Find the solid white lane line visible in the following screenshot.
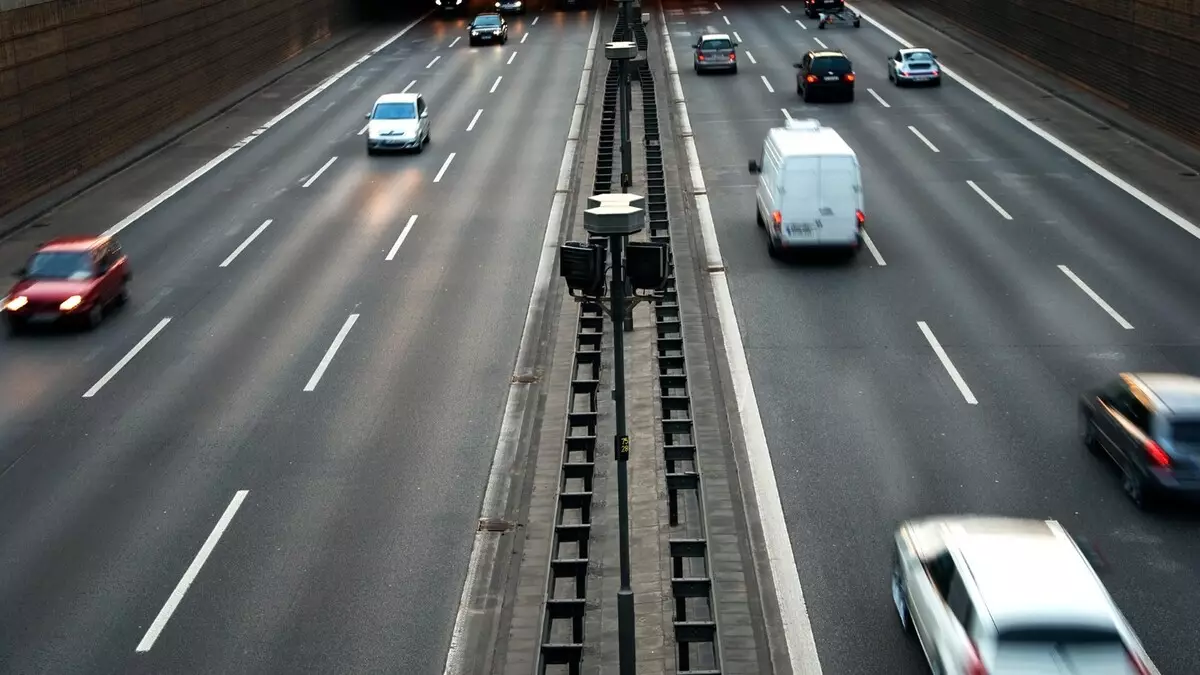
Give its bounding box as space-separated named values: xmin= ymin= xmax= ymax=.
xmin=655 ymin=4 xmax=823 ymax=673
xmin=442 ymin=9 xmax=602 ymax=675
xmin=966 ymin=179 xmax=1012 ymax=220
xmin=386 ymin=215 xmax=419 ymax=261
xmin=448 ymin=36 xmax=461 ymax=47
xmin=780 ymin=4 xmax=789 ymax=12
xmin=851 ymin=5 xmax=1200 ymax=247
xmin=466 ymin=109 xmax=483 ymax=131
xmin=813 ymin=37 xmax=827 ymax=48
xmin=302 ymin=156 xmax=337 ymax=188
xmin=861 ymin=231 xmax=886 ymax=265
xmin=530 ymin=15 xmax=538 ymax=25
xmin=795 ymin=18 xmax=807 ymax=29
xmin=866 ymin=87 xmax=890 ymax=107
xmin=357 ymin=122 xmax=369 ymax=135
xmin=304 ymin=314 xmax=359 ymax=391
xmin=1058 ymin=265 xmax=1134 ymax=329
xmin=908 ymin=126 xmax=939 ymax=152
xmin=219 ymin=219 xmax=273 ymax=268
xmin=521 ymin=32 xmax=529 ymax=43
xmin=99 ymin=13 xmax=430 ymax=238
xmin=433 ymin=152 xmax=456 ymax=182
xmin=714 ymin=1 xmax=721 ymax=8
xmin=426 ymin=55 xmax=440 ymax=68
xmin=135 ymin=490 xmax=249 ymax=652
xmin=723 ymin=15 xmax=730 ymax=24
xmin=402 ymin=79 xmax=416 ymax=93
xmin=733 ymin=31 xmax=742 ymax=42
xmin=781 ymin=108 xmax=792 ymax=120
xmin=760 ymin=75 xmax=774 ymax=93
xmin=82 ymin=318 xmax=171 ymax=398
xmin=917 ymin=321 xmax=978 ymax=405
xmin=507 ymin=51 xmax=518 ymax=65
xmin=489 ymin=75 xmax=503 ymax=93
xmin=745 ymin=50 xmax=757 ymax=64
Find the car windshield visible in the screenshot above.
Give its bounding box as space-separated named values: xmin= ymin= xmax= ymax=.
xmin=1170 ymin=419 xmax=1200 ymax=444
xmin=473 ymin=15 xmax=500 ymax=26
xmin=373 ymin=102 xmax=417 ymax=120
xmin=26 ymin=251 xmax=93 ymax=281
xmin=906 ymin=51 xmax=934 ymax=62
xmin=811 ymin=57 xmax=851 ymax=72
xmin=993 ymin=627 xmax=1134 ymax=674
xmin=701 ymin=39 xmax=732 ymax=50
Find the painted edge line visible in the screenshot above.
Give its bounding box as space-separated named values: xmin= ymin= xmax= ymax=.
xmin=659 ymin=3 xmax=824 ymax=673
xmin=848 ymin=3 xmax=1200 ymax=244
xmin=82 ymin=318 xmax=171 ymax=398
xmin=100 ymin=12 xmax=431 ymax=238
xmin=439 ymin=10 xmax=601 ymax=675
xmin=135 ymin=490 xmax=249 ymax=652
xmin=917 ymin=321 xmax=978 ymax=405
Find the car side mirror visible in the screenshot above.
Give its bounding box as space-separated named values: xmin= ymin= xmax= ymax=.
xmin=420 ymin=110 xmax=428 ymax=118
xmin=364 ymin=113 xmax=371 ymax=119
xmin=792 ymin=62 xmax=802 ymax=68
xmin=748 ymin=159 xmax=760 ymax=174
xmin=732 ymin=41 xmax=739 ymax=47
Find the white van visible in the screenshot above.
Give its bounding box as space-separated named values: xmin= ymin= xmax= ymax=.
xmin=747 ymin=118 xmax=865 ymax=258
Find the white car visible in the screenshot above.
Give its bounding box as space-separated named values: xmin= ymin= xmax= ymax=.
xmin=365 ymin=93 xmax=430 ymax=155
xmin=891 ymin=515 xmax=1155 ymax=675
xmin=887 ymin=48 xmax=942 ymax=86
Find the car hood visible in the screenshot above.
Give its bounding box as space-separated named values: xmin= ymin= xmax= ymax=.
xmin=8 ymin=279 xmax=95 ymax=301
xmin=368 ymin=119 xmax=419 ymax=137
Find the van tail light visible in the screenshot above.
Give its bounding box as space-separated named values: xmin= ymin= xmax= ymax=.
xmin=697 ymin=54 xmax=705 ymax=60
xmin=855 ymin=210 xmax=865 ymax=226
xmin=1144 ymin=440 xmax=1171 ymax=468
xmin=728 ymin=52 xmax=735 ymax=61
xmin=845 ymin=73 xmax=855 ymax=82
xmin=1127 ymin=651 xmax=1150 ymax=675
xmin=966 ymin=642 xmax=988 ymax=675
xmin=772 ymin=211 xmax=782 ymax=225
xmin=805 ymin=74 xmax=817 ymax=83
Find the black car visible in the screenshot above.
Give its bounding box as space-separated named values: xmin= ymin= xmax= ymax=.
xmin=1080 ymin=372 xmax=1200 ymax=508
xmin=804 ymin=0 xmax=844 ymax=19
xmin=435 ymin=0 xmax=466 ymax=15
xmin=494 ymin=0 xmax=526 ymax=14
xmin=468 ymin=13 xmax=509 ymax=46
xmin=794 ymin=50 xmax=855 ymax=102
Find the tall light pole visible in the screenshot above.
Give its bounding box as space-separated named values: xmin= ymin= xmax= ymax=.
xmin=607 ymin=40 xmax=636 ymax=194
xmin=582 ymin=195 xmax=644 ymax=675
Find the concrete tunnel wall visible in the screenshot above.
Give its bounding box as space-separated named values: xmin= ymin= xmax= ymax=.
xmin=0 ymin=0 xmax=430 ymax=218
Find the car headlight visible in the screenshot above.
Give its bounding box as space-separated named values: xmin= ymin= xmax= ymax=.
xmin=60 ymin=295 xmax=82 ymax=311
xmin=493 ymin=28 xmax=501 ymax=33
xmin=3 ymin=295 xmax=27 ymax=311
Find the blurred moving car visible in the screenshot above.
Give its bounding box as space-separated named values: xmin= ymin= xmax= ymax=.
xmin=434 ymin=0 xmax=466 ymax=16
xmin=888 ymin=48 xmax=943 ymax=86
xmin=365 ymin=93 xmax=431 ymax=155
xmin=467 ymin=13 xmax=508 ymax=46
xmin=494 ymin=0 xmax=525 ymax=13
xmin=692 ymin=33 xmax=738 ymax=74
xmin=892 ymin=515 xmax=1155 ymax=675
xmin=2 ymin=236 xmax=130 ymax=334
xmin=794 ymin=49 xmax=856 ymax=102
xmin=804 ymin=0 xmax=844 ymax=19
xmin=1080 ymin=372 xmax=1200 ymax=508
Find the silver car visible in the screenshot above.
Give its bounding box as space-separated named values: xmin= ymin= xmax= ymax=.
xmin=693 ymin=33 xmax=737 ymax=74
xmin=887 ymin=48 xmax=942 ymax=86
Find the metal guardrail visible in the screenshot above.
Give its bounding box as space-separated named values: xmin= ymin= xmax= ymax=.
xmin=536 ymin=15 xmax=626 ymax=675
xmin=631 ymin=14 xmax=724 ymax=675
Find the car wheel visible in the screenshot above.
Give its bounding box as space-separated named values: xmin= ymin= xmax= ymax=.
xmin=767 ymin=237 xmax=780 ymax=259
xmin=730 ymin=64 xmax=737 ymax=74
xmin=115 ymin=283 xmax=130 ymax=307
xmin=846 ymin=89 xmax=855 ymax=102
xmin=1081 ymin=412 xmax=1102 ymax=455
xmin=891 ymin=562 xmax=913 ymax=634
xmin=367 ymin=146 xmax=377 ymax=156
xmin=932 ymin=78 xmax=942 ymax=87
xmin=817 ymin=20 xmax=825 ymax=29
xmin=5 ymin=316 xmax=24 ymax=336
xmin=756 ymin=207 xmax=765 ymax=228
xmin=1123 ymin=469 xmax=1151 ymax=509
xmin=853 ymin=19 xmax=861 ymax=27
xmin=85 ymin=303 xmax=103 ymax=330
xmin=802 ymin=87 xmax=812 ymax=103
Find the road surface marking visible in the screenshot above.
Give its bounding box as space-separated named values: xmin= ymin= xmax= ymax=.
xmin=99 ymin=13 xmax=430 ymax=238
xmin=861 ymin=231 xmax=886 ymax=265
xmin=82 ymin=318 xmax=171 ymax=398
xmin=714 ymin=1 xmax=721 ymax=8
xmin=521 ymin=32 xmax=529 ymax=43
xmin=760 ymin=75 xmax=774 ymax=93
xmin=448 ymin=36 xmax=460 ymax=48
xmin=733 ymin=31 xmax=741 ymax=42
xmin=135 ymin=490 xmax=249 ymax=652
xmin=302 ymin=156 xmax=337 ymax=188
xmin=357 ymin=122 xmax=369 ymax=135
xmin=813 ymin=37 xmax=827 ymax=48
xmin=304 ymin=314 xmax=359 ymax=391
xmin=908 ymin=126 xmax=939 ymax=152
xmin=433 ymin=153 xmax=456 ymax=182
xmin=866 ymin=87 xmax=890 ymax=107
xmin=220 ymin=219 xmax=273 ymax=267
xmin=466 ymin=109 xmax=483 ymax=131
xmin=426 ymin=55 xmax=440 ymax=68
xmin=507 ymin=51 xmax=518 ymax=64
xmin=966 ymin=180 xmax=1012 ymax=220
xmin=745 ymin=50 xmax=756 ymax=64
xmin=386 ymin=215 xmax=419 ymax=261
xmin=918 ymin=321 xmax=978 ymax=405
xmin=654 ymin=4 xmax=824 ymax=673
xmin=780 ymin=4 xmax=789 ymax=12
xmin=795 ymin=18 xmax=807 ymax=29
xmin=489 ymin=75 xmax=503 ymax=93
xmin=850 ymin=4 xmax=1200 ymax=246
xmin=530 ymin=15 xmax=538 ymax=25
xmin=723 ymin=14 xmax=730 ymax=24
xmin=402 ymin=79 xmax=416 ymax=93
xmin=1058 ymin=265 xmax=1134 ymax=329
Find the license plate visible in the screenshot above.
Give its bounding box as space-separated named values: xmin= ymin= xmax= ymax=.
xmin=823 ymin=76 xmax=839 ymax=81
xmin=29 ymin=312 xmax=58 ymax=323
xmin=788 ymin=224 xmax=813 ymax=234
xmin=912 ymin=75 xmax=929 ymax=80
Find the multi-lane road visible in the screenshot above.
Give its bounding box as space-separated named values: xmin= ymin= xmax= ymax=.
xmin=664 ymin=1 xmax=1200 ymax=674
xmin=0 ymin=5 xmax=593 ymax=673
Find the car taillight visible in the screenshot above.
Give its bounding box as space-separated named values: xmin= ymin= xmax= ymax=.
xmin=1144 ymin=440 xmax=1171 ymax=468
xmin=930 ymin=69 xmax=939 ymax=75
xmin=728 ymin=52 xmax=734 ymax=60
xmin=855 ymin=209 xmax=865 ymax=226
xmin=805 ymin=74 xmax=817 ymax=83
xmin=966 ymin=642 xmax=988 ymax=675
xmin=697 ymin=54 xmax=704 ymax=60
xmin=1127 ymin=651 xmax=1150 ymax=675
xmin=845 ymin=73 xmax=855 ymax=82
xmin=772 ymin=211 xmax=782 ymax=225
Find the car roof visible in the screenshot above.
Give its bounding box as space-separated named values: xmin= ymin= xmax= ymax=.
xmin=809 ymin=49 xmax=850 ymax=59
xmin=698 ymin=33 xmax=732 ymax=41
xmin=768 ymin=119 xmax=856 ymax=158
xmin=374 ymin=93 xmax=419 ymax=105
xmin=473 ymin=12 xmax=502 ymax=20
xmin=1127 ymin=372 xmax=1200 ymax=416
xmin=942 ymin=518 xmax=1119 ymax=632
xmin=37 ymin=236 xmax=107 ymax=253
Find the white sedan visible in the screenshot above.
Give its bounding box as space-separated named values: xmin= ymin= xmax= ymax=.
xmin=887 ymin=48 xmax=942 ymax=86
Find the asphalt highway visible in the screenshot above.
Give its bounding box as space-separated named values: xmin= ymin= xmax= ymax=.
xmin=665 ymin=1 xmax=1200 ymax=673
xmin=0 ymin=4 xmax=594 ymax=673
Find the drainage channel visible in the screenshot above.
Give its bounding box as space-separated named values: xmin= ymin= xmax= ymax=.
xmin=536 ymin=15 xmax=625 ymax=675
xmin=632 ymin=12 xmax=725 ymax=675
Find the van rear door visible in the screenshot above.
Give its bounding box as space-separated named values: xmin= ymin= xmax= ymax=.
xmin=815 ymin=155 xmax=859 ymax=245
xmin=779 ymin=156 xmax=822 ymax=241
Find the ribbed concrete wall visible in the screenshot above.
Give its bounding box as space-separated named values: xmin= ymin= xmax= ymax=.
xmin=897 ymin=0 xmax=1200 ymax=147
xmin=0 ymin=0 xmax=360 ymax=215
